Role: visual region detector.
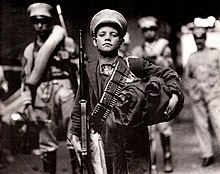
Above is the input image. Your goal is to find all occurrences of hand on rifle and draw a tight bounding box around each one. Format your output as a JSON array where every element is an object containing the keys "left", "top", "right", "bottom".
[{"left": 72, "top": 135, "right": 82, "bottom": 165}]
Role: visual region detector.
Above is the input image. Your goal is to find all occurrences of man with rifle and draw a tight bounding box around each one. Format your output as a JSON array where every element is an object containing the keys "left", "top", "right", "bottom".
[
  {"left": 70, "top": 9, "right": 184, "bottom": 174},
  {"left": 21, "top": 1, "right": 80, "bottom": 173}
]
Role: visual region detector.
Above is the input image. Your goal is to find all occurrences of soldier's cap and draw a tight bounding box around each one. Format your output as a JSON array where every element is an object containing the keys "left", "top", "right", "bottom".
[
  {"left": 192, "top": 26, "right": 207, "bottom": 38},
  {"left": 27, "top": 2, "right": 53, "bottom": 18},
  {"left": 138, "top": 16, "right": 158, "bottom": 29},
  {"left": 90, "top": 9, "right": 127, "bottom": 38}
]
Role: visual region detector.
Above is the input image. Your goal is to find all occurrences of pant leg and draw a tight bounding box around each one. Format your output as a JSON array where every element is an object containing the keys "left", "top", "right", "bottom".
[
  {"left": 191, "top": 100, "right": 213, "bottom": 158},
  {"left": 208, "top": 97, "right": 220, "bottom": 149},
  {"left": 55, "top": 79, "right": 75, "bottom": 149},
  {"left": 56, "top": 79, "right": 81, "bottom": 174},
  {"left": 35, "top": 82, "right": 58, "bottom": 152}
]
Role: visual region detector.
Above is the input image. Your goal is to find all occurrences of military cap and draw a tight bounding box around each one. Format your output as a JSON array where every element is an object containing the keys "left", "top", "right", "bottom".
[
  {"left": 138, "top": 16, "right": 158, "bottom": 29},
  {"left": 90, "top": 9, "right": 127, "bottom": 37},
  {"left": 27, "top": 3, "right": 53, "bottom": 18}
]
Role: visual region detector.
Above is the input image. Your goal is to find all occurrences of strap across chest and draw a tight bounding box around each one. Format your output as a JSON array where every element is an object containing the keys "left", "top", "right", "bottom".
[{"left": 89, "top": 61, "right": 130, "bottom": 133}]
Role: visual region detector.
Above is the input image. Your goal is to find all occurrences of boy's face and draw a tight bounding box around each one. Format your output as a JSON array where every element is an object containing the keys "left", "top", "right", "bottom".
[{"left": 92, "top": 26, "right": 123, "bottom": 53}]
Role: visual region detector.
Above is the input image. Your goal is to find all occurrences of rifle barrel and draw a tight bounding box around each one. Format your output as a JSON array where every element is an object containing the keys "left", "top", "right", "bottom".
[{"left": 56, "top": 5, "right": 68, "bottom": 36}]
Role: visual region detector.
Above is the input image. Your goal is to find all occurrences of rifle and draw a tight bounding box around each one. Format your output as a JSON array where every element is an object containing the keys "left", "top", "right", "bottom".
[
  {"left": 79, "top": 29, "right": 88, "bottom": 174},
  {"left": 56, "top": 5, "right": 68, "bottom": 36}
]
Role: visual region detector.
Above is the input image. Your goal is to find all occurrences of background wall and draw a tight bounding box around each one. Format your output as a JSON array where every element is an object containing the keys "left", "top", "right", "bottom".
[{"left": 1, "top": 0, "right": 220, "bottom": 99}]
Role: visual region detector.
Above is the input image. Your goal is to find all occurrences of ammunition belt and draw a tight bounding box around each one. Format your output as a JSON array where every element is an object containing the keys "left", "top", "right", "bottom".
[{"left": 90, "top": 61, "right": 130, "bottom": 133}]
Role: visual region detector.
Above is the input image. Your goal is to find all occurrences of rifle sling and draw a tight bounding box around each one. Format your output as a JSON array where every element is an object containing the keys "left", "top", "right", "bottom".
[{"left": 90, "top": 61, "right": 130, "bottom": 133}]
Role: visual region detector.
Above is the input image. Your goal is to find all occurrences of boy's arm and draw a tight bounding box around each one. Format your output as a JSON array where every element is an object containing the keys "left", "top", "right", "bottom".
[
  {"left": 128, "top": 57, "right": 184, "bottom": 118},
  {"left": 70, "top": 88, "right": 82, "bottom": 137},
  {"left": 129, "top": 57, "right": 182, "bottom": 96}
]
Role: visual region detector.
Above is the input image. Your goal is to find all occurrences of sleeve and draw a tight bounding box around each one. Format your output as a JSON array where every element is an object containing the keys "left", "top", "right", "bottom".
[
  {"left": 129, "top": 57, "right": 184, "bottom": 102},
  {"left": 26, "top": 25, "right": 65, "bottom": 85},
  {"left": 20, "top": 43, "right": 34, "bottom": 106},
  {"left": 70, "top": 87, "right": 81, "bottom": 136}
]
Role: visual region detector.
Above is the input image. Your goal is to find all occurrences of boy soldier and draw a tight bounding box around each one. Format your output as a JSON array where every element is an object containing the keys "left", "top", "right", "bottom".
[
  {"left": 185, "top": 25, "right": 220, "bottom": 167},
  {"left": 132, "top": 16, "right": 175, "bottom": 173},
  {"left": 21, "top": 2, "right": 80, "bottom": 174},
  {"left": 71, "top": 9, "right": 184, "bottom": 174}
]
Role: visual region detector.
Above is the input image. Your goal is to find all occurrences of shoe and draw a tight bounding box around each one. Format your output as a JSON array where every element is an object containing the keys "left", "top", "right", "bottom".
[{"left": 202, "top": 156, "right": 215, "bottom": 167}]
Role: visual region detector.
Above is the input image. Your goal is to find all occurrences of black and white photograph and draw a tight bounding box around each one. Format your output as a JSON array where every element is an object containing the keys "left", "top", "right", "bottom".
[{"left": 1, "top": 0, "right": 220, "bottom": 173}]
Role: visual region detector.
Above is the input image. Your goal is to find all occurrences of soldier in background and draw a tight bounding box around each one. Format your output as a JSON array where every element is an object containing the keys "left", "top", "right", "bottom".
[
  {"left": 118, "top": 32, "right": 131, "bottom": 57},
  {"left": 131, "top": 16, "right": 175, "bottom": 173},
  {"left": 21, "top": 2, "right": 80, "bottom": 173},
  {"left": 184, "top": 25, "right": 220, "bottom": 167}
]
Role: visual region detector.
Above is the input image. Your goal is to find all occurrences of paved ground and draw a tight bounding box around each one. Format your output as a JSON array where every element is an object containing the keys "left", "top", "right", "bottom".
[{"left": 1, "top": 94, "right": 220, "bottom": 174}]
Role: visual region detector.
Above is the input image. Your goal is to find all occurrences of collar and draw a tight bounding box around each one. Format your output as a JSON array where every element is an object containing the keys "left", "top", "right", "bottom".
[{"left": 99, "top": 56, "right": 118, "bottom": 75}]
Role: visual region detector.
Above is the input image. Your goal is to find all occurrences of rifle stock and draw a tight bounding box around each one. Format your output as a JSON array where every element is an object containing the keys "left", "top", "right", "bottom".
[{"left": 79, "top": 29, "right": 89, "bottom": 174}]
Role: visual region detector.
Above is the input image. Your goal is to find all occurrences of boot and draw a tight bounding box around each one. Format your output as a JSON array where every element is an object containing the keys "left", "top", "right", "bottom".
[
  {"left": 42, "top": 150, "right": 57, "bottom": 174},
  {"left": 161, "top": 134, "right": 173, "bottom": 173},
  {"left": 69, "top": 149, "right": 81, "bottom": 174}
]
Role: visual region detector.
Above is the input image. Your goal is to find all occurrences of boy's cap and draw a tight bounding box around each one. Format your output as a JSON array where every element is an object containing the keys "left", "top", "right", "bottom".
[
  {"left": 27, "top": 3, "right": 53, "bottom": 18},
  {"left": 90, "top": 9, "right": 127, "bottom": 37},
  {"left": 138, "top": 16, "right": 158, "bottom": 29}
]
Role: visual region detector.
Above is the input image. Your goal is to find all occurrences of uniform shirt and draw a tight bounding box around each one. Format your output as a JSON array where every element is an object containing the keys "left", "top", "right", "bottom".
[
  {"left": 21, "top": 28, "right": 79, "bottom": 105},
  {"left": 185, "top": 47, "right": 220, "bottom": 102}
]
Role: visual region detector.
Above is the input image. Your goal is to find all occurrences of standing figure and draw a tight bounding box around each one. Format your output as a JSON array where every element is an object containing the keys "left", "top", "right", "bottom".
[
  {"left": 184, "top": 25, "right": 220, "bottom": 167},
  {"left": 131, "top": 16, "right": 174, "bottom": 173},
  {"left": 21, "top": 2, "right": 80, "bottom": 174},
  {"left": 71, "top": 9, "right": 184, "bottom": 174}
]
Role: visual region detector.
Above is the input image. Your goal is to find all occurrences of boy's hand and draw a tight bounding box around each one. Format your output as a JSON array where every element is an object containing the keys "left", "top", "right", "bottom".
[
  {"left": 164, "top": 93, "right": 178, "bottom": 117},
  {"left": 71, "top": 135, "right": 82, "bottom": 165}
]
